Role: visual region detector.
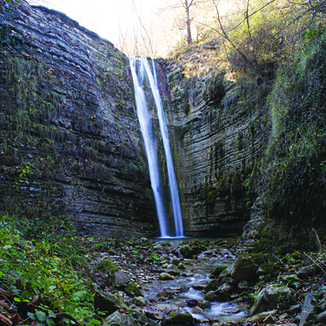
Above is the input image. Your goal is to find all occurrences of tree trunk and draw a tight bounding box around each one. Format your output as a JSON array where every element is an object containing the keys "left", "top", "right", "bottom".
[{"left": 185, "top": 0, "right": 192, "bottom": 44}]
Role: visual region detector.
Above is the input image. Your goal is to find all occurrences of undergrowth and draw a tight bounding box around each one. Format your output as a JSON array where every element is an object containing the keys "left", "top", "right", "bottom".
[{"left": 0, "top": 214, "right": 101, "bottom": 325}]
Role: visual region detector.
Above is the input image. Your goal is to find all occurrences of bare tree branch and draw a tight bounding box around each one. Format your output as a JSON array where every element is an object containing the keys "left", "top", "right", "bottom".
[{"left": 210, "top": 0, "right": 253, "bottom": 67}]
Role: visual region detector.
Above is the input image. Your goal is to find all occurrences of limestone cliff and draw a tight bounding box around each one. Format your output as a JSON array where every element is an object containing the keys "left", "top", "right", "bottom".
[
  {"left": 162, "top": 55, "right": 270, "bottom": 237},
  {"left": 0, "top": 0, "right": 157, "bottom": 237},
  {"left": 0, "top": 0, "right": 272, "bottom": 239}
]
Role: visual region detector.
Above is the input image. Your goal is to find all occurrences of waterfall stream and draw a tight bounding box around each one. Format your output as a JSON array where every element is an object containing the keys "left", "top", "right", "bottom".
[{"left": 130, "top": 57, "right": 184, "bottom": 238}]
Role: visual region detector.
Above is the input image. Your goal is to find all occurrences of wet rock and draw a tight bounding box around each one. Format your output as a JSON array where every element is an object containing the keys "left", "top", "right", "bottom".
[
  {"left": 180, "top": 245, "right": 194, "bottom": 259},
  {"left": 246, "top": 310, "right": 277, "bottom": 323},
  {"left": 159, "top": 272, "right": 174, "bottom": 280},
  {"left": 210, "top": 264, "right": 230, "bottom": 278},
  {"left": 125, "top": 281, "right": 143, "bottom": 297},
  {"left": 299, "top": 292, "right": 315, "bottom": 326},
  {"left": 165, "top": 310, "right": 194, "bottom": 325},
  {"left": 250, "top": 284, "right": 292, "bottom": 315},
  {"left": 104, "top": 311, "right": 139, "bottom": 326},
  {"left": 186, "top": 298, "right": 200, "bottom": 307},
  {"left": 229, "top": 253, "right": 263, "bottom": 281},
  {"left": 219, "top": 267, "right": 231, "bottom": 279},
  {"left": 215, "top": 283, "right": 233, "bottom": 302},
  {"left": 132, "top": 296, "right": 147, "bottom": 307},
  {"left": 144, "top": 310, "right": 163, "bottom": 321},
  {"left": 192, "top": 306, "right": 204, "bottom": 315},
  {"left": 157, "top": 290, "right": 174, "bottom": 301},
  {"left": 169, "top": 268, "right": 181, "bottom": 276},
  {"left": 94, "top": 290, "right": 126, "bottom": 316},
  {"left": 131, "top": 310, "right": 160, "bottom": 326},
  {"left": 192, "top": 284, "right": 206, "bottom": 290},
  {"left": 178, "top": 263, "right": 186, "bottom": 270},
  {"left": 204, "top": 291, "right": 216, "bottom": 302},
  {"left": 200, "top": 300, "right": 211, "bottom": 309}
]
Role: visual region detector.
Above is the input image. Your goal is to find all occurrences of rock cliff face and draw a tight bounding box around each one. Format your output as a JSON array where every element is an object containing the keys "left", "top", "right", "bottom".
[
  {"left": 0, "top": 0, "right": 158, "bottom": 237},
  {"left": 0, "top": 0, "right": 270, "bottom": 239},
  {"left": 163, "top": 58, "right": 269, "bottom": 237}
]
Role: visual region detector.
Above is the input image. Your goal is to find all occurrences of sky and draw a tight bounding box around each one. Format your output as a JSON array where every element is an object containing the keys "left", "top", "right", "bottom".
[
  {"left": 27, "top": 0, "right": 234, "bottom": 57},
  {"left": 27, "top": 0, "right": 175, "bottom": 55}
]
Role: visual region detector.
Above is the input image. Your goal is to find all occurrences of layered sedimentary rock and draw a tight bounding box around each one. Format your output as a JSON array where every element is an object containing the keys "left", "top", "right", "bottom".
[
  {"left": 163, "top": 59, "right": 269, "bottom": 237},
  {"left": 0, "top": 0, "right": 270, "bottom": 238},
  {"left": 0, "top": 0, "right": 157, "bottom": 237}
]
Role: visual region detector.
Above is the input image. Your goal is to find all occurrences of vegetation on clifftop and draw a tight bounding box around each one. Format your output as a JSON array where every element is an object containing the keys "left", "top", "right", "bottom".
[{"left": 167, "top": 0, "right": 326, "bottom": 251}]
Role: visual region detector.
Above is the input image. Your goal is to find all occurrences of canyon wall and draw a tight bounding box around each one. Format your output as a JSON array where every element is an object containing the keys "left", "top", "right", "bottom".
[
  {"left": 0, "top": 0, "right": 270, "bottom": 239},
  {"left": 161, "top": 57, "right": 269, "bottom": 237},
  {"left": 0, "top": 0, "right": 158, "bottom": 237}
]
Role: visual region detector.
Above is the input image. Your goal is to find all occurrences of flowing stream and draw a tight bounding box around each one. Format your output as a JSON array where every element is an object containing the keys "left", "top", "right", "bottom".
[
  {"left": 130, "top": 57, "right": 184, "bottom": 238},
  {"left": 142, "top": 245, "right": 247, "bottom": 325}
]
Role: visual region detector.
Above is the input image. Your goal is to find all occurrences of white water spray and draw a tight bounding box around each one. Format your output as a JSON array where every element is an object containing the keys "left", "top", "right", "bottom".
[
  {"left": 130, "top": 57, "right": 184, "bottom": 238},
  {"left": 130, "top": 58, "right": 169, "bottom": 237}
]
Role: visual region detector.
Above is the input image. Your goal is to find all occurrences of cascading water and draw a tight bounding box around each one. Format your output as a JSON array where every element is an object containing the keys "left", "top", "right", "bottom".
[
  {"left": 130, "top": 57, "right": 169, "bottom": 237},
  {"left": 130, "top": 57, "right": 184, "bottom": 238}
]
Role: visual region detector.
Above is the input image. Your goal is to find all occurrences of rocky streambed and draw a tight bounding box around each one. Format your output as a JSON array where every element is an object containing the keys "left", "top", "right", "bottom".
[{"left": 90, "top": 237, "right": 326, "bottom": 326}]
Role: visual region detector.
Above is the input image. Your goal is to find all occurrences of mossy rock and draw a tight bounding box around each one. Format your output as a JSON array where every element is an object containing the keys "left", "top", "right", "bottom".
[
  {"left": 125, "top": 281, "right": 143, "bottom": 297},
  {"left": 94, "top": 291, "right": 126, "bottom": 316},
  {"left": 165, "top": 311, "right": 194, "bottom": 325},
  {"left": 210, "top": 264, "right": 229, "bottom": 278},
  {"left": 159, "top": 272, "right": 174, "bottom": 280},
  {"left": 180, "top": 245, "right": 194, "bottom": 259}
]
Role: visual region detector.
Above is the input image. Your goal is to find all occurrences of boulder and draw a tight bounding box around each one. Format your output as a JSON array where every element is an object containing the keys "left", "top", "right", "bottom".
[
  {"left": 214, "top": 283, "right": 233, "bottom": 302},
  {"left": 250, "top": 284, "right": 292, "bottom": 315},
  {"left": 316, "top": 310, "right": 326, "bottom": 324},
  {"left": 165, "top": 311, "right": 194, "bottom": 325},
  {"left": 133, "top": 296, "right": 147, "bottom": 307},
  {"left": 299, "top": 292, "right": 315, "bottom": 326},
  {"left": 296, "top": 265, "right": 316, "bottom": 279},
  {"left": 131, "top": 310, "right": 160, "bottom": 326},
  {"left": 179, "top": 245, "right": 194, "bottom": 259},
  {"left": 204, "top": 291, "right": 216, "bottom": 302},
  {"left": 144, "top": 310, "right": 163, "bottom": 321},
  {"left": 104, "top": 311, "right": 139, "bottom": 326},
  {"left": 246, "top": 310, "right": 277, "bottom": 323},
  {"left": 114, "top": 270, "right": 130, "bottom": 288},
  {"left": 159, "top": 272, "right": 174, "bottom": 280},
  {"left": 210, "top": 264, "right": 230, "bottom": 278},
  {"left": 94, "top": 291, "right": 126, "bottom": 316},
  {"left": 157, "top": 290, "right": 174, "bottom": 301},
  {"left": 192, "top": 306, "right": 204, "bottom": 315},
  {"left": 199, "top": 300, "right": 211, "bottom": 309},
  {"left": 178, "top": 263, "right": 186, "bottom": 270},
  {"left": 125, "top": 281, "right": 143, "bottom": 297},
  {"left": 229, "top": 253, "right": 263, "bottom": 281}
]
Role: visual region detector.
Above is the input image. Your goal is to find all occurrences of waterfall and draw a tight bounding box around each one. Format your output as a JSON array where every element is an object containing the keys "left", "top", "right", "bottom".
[
  {"left": 130, "top": 57, "right": 169, "bottom": 237},
  {"left": 130, "top": 57, "right": 184, "bottom": 238}
]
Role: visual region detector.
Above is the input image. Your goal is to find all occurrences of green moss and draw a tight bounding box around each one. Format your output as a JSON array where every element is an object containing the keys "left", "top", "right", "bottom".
[
  {"left": 125, "top": 281, "right": 143, "bottom": 297},
  {"left": 237, "top": 131, "right": 244, "bottom": 150}
]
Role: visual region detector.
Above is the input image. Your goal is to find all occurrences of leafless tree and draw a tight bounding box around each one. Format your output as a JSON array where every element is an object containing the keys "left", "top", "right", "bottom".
[{"left": 180, "top": 0, "right": 196, "bottom": 44}]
